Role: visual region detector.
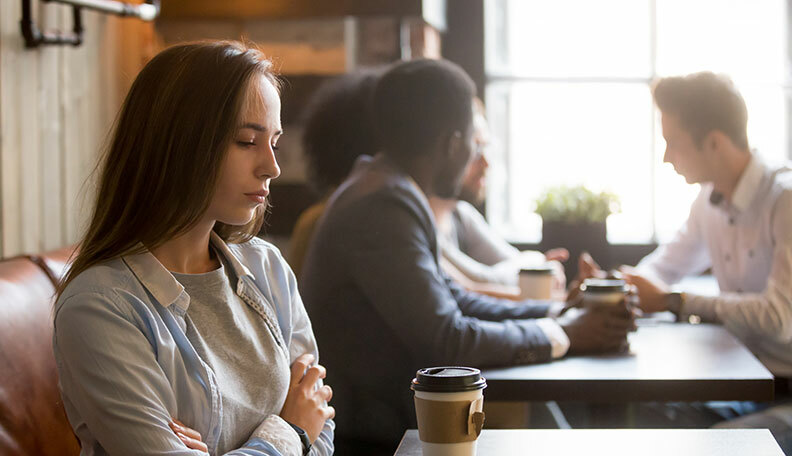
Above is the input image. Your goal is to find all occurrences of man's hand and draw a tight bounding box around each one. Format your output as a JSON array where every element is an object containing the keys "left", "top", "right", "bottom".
[
  {"left": 280, "top": 354, "right": 335, "bottom": 444},
  {"left": 544, "top": 248, "right": 569, "bottom": 293},
  {"left": 169, "top": 419, "right": 208, "bottom": 454},
  {"left": 558, "top": 303, "right": 637, "bottom": 355},
  {"left": 544, "top": 248, "right": 569, "bottom": 263},
  {"left": 620, "top": 266, "right": 670, "bottom": 313},
  {"left": 566, "top": 252, "right": 607, "bottom": 302}
]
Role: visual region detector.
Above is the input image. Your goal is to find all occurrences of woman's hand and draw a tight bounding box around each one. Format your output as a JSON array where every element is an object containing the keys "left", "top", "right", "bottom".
[
  {"left": 280, "top": 353, "right": 335, "bottom": 443},
  {"left": 169, "top": 419, "right": 208, "bottom": 454}
]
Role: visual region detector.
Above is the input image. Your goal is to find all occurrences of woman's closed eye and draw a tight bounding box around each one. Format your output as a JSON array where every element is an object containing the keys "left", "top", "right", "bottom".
[{"left": 235, "top": 139, "right": 280, "bottom": 151}]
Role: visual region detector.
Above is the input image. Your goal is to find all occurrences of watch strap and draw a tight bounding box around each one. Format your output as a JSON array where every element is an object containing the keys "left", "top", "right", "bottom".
[{"left": 286, "top": 422, "right": 312, "bottom": 455}]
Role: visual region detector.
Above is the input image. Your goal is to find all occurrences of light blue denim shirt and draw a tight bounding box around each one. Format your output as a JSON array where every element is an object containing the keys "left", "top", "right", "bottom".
[{"left": 53, "top": 233, "right": 334, "bottom": 455}]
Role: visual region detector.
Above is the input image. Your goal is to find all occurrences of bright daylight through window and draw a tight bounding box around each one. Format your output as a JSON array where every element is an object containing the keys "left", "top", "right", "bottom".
[{"left": 484, "top": 0, "right": 789, "bottom": 244}]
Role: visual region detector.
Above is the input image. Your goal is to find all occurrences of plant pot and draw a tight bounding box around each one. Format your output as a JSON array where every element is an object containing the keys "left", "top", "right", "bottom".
[{"left": 540, "top": 220, "right": 610, "bottom": 284}]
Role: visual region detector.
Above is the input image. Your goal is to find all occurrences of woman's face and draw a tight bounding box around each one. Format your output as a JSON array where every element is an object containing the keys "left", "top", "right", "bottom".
[{"left": 207, "top": 75, "right": 282, "bottom": 226}]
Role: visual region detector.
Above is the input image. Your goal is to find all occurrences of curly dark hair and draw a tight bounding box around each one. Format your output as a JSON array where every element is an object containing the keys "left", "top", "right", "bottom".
[{"left": 301, "top": 69, "right": 383, "bottom": 194}]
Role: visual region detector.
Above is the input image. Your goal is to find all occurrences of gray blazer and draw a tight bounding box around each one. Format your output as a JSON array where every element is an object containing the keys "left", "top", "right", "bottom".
[{"left": 300, "top": 154, "right": 552, "bottom": 447}]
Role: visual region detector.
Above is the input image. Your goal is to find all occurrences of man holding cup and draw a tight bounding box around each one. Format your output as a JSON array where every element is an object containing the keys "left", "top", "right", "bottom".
[
  {"left": 621, "top": 72, "right": 792, "bottom": 451},
  {"left": 300, "top": 58, "right": 635, "bottom": 455}
]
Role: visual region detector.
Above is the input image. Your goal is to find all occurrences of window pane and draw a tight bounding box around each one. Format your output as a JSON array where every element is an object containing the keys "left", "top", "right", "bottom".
[
  {"left": 486, "top": 82, "right": 654, "bottom": 243},
  {"left": 652, "top": 84, "right": 789, "bottom": 242},
  {"left": 652, "top": 112, "right": 700, "bottom": 243},
  {"left": 656, "top": 0, "right": 786, "bottom": 84},
  {"left": 741, "top": 85, "right": 788, "bottom": 164},
  {"left": 485, "top": 0, "right": 652, "bottom": 78}
]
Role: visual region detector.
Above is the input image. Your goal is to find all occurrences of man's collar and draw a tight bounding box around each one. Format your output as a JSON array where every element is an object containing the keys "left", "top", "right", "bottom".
[
  {"left": 730, "top": 153, "right": 765, "bottom": 213},
  {"left": 122, "top": 231, "right": 252, "bottom": 309}
]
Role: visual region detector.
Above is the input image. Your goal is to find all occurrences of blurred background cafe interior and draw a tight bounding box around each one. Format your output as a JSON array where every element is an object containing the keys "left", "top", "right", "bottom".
[{"left": 2, "top": 0, "right": 792, "bottom": 455}]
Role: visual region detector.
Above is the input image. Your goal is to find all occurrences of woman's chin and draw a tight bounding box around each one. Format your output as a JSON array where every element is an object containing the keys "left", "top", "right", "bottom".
[{"left": 218, "top": 212, "right": 256, "bottom": 226}]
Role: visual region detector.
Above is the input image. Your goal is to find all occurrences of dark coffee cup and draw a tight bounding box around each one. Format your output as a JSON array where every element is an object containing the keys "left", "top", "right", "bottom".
[{"left": 580, "top": 278, "right": 628, "bottom": 307}]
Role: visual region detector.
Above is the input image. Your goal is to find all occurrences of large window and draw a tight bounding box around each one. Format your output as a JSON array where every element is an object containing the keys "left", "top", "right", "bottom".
[{"left": 484, "top": 0, "right": 790, "bottom": 244}]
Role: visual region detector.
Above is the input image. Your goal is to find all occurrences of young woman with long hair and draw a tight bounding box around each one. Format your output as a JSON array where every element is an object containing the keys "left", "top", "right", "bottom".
[{"left": 53, "top": 41, "right": 334, "bottom": 455}]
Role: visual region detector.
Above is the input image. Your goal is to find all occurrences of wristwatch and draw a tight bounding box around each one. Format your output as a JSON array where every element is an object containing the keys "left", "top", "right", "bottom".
[
  {"left": 665, "top": 291, "right": 685, "bottom": 318},
  {"left": 287, "top": 422, "right": 312, "bottom": 455}
]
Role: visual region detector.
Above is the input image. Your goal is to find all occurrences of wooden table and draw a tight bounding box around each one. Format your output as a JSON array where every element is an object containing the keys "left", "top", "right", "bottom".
[
  {"left": 394, "top": 429, "right": 784, "bottom": 455},
  {"left": 481, "top": 323, "right": 774, "bottom": 402}
]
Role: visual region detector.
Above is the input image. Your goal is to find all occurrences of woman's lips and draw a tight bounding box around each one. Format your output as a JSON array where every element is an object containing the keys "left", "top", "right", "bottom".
[{"left": 244, "top": 190, "right": 269, "bottom": 204}]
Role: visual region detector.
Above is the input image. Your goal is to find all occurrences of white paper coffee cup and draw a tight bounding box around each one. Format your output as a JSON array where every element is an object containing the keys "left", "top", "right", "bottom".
[
  {"left": 518, "top": 265, "right": 554, "bottom": 300},
  {"left": 411, "top": 367, "right": 487, "bottom": 456}
]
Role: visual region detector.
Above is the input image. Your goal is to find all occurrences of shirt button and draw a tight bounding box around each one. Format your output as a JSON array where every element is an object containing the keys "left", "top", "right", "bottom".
[{"left": 725, "top": 254, "right": 731, "bottom": 262}]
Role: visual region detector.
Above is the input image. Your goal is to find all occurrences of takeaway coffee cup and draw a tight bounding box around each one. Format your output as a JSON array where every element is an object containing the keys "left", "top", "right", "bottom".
[
  {"left": 411, "top": 367, "right": 487, "bottom": 456},
  {"left": 580, "top": 278, "right": 629, "bottom": 308},
  {"left": 518, "top": 264, "right": 554, "bottom": 300}
]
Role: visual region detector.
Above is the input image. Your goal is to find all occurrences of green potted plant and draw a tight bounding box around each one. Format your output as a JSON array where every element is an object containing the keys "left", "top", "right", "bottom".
[{"left": 534, "top": 185, "right": 620, "bottom": 280}]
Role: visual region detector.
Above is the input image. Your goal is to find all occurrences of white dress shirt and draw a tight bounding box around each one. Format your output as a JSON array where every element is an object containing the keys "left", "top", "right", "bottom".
[
  {"left": 638, "top": 155, "right": 792, "bottom": 376},
  {"left": 437, "top": 201, "right": 550, "bottom": 286}
]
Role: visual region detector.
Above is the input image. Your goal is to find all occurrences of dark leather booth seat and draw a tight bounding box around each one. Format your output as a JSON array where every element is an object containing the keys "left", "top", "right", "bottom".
[{"left": 0, "top": 248, "right": 80, "bottom": 455}]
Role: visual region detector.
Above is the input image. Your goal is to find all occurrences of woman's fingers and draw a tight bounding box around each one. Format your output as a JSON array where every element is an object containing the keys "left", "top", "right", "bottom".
[
  {"left": 176, "top": 432, "right": 208, "bottom": 453},
  {"left": 170, "top": 420, "right": 202, "bottom": 441},
  {"left": 317, "top": 384, "right": 333, "bottom": 402},
  {"left": 169, "top": 421, "right": 208, "bottom": 453},
  {"left": 290, "top": 353, "right": 315, "bottom": 388},
  {"left": 300, "top": 363, "right": 327, "bottom": 389}
]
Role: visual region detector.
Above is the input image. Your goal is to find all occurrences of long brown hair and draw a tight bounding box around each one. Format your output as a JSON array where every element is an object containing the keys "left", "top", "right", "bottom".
[{"left": 59, "top": 41, "right": 279, "bottom": 295}]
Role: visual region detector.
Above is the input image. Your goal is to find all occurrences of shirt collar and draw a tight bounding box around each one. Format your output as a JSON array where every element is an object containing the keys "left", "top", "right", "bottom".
[
  {"left": 121, "top": 231, "right": 252, "bottom": 310},
  {"left": 730, "top": 153, "right": 766, "bottom": 213}
]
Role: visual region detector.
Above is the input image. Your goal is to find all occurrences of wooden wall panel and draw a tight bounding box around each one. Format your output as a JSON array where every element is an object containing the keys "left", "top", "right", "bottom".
[
  {"left": 1, "top": 0, "right": 40, "bottom": 256},
  {"left": 39, "top": 4, "right": 64, "bottom": 250},
  {"left": 0, "top": 4, "right": 152, "bottom": 257}
]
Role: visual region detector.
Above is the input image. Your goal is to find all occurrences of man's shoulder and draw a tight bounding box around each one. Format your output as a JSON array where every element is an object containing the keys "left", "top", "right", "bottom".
[
  {"left": 330, "top": 168, "right": 427, "bottom": 219},
  {"left": 454, "top": 200, "right": 487, "bottom": 223},
  {"left": 769, "top": 163, "right": 792, "bottom": 191}
]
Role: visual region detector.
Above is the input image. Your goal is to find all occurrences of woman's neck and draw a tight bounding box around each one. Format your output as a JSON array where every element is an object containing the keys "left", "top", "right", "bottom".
[{"left": 149, "top": 220, "right": 220, "bottom": 274}]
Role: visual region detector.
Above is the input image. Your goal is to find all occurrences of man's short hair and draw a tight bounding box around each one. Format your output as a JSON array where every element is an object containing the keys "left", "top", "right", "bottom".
[
  {"left": 652, "top": 71, "right": 749, "bottom": 150},
  {"left": 373, "top": 58, "right": 476, "bottom": 157}
]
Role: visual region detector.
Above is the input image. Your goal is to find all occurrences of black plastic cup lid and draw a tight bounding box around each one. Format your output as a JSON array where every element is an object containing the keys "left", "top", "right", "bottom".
[
  {"left": 581, "top": 278, "right": 627, "bottom": 293},
  {"left": 519, "top": 265, "right": 554, "bottom": 275},
  {"left": 411, "top": 366, "right": 487, "bottom": 392}
]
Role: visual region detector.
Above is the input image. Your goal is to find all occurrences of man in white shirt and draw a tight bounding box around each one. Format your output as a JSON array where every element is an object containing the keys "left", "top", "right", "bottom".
[{"left": 621, "top": 71, "right": 792, "bottom": 450}]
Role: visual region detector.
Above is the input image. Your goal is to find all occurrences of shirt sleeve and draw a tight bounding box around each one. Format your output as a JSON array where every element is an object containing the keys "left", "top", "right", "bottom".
[
  {"left": 534, "top": 318, "right": 571, "bottom": 359},
  {"left": 681, "top": 189, "right": 792, "bottom": 344},
  {"left": 281, "top": 254, "right": 335, "bottom": 456},
  {"left": 53, "top": 291, "right": 305, "bottom": 456},
  {"left": 637, "top": 188, "right": 712, "bottom": 284},
  {"left": 347, "top": 194, "right": 554, "bottom": 367},
  {"left": 438, "top": 236, "right": 520, "bottom": 286},
  {"left": 454, "top": 201, "right": 520, "bottom": 265}
]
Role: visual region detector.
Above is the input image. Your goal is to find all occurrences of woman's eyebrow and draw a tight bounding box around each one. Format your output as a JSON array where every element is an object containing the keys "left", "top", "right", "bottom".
[
  {"left": 240, "top": 122, "right": 267, "bottom": 132},
  {"left": 239, "top": 122, "right": 283, "bottom": 136}
]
